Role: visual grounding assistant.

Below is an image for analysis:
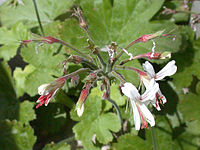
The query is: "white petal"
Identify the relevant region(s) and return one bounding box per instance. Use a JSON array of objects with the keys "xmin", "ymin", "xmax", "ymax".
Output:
[
  {"xmin": 38, "ymin": 83, "xmax": 50, "ymax": 95},
  {"xmin": 130, "ymin": 100, "xmax": 141, "ymax": 130},
  {"xmin": 100, "ymin": 46, "xmax": 109, "ymax": 52},
  {"xmin": 77, "ymin": 104, "xmax": 84, "ymax": 117},
  {"xmin": 141, "ymin": 79, "xmax": 159, "ymax": 101},
  {"xmin": 141, "ymin": 76, "xmax": 151, "ymax": 88},
  {"xmin": 142, "ymin": 61, "xmax": 155, "ymax": 79},
  {"xmin": 156, "ymin": 60, "xmax": 177, "ymax": 81},
  {"xmin": 139, "ymin": 103, "xmax": 155, "ymax": 127},
  {"xmin": 121, "ymin": 82, "xmax": 140, "ymax": 100}
]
